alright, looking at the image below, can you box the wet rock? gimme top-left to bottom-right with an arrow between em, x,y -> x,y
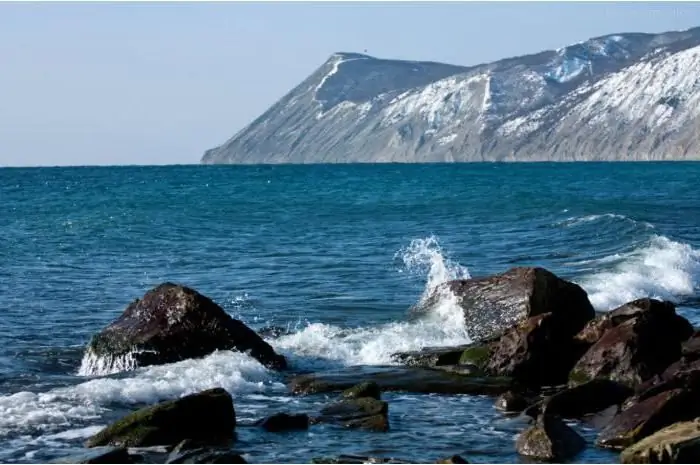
258,413 -> 309,432
435,455 -> 469,464
166,443 -> 247,464
83,283 -> 286,372
391,343 -> 485,368
597,388 -> 700,450
86,388 -> 235,448
341,381 -> 381,400
289,365 -> 512,397
515,415 -> 586,461
620,419 -> 700,463
542,379 -> 634,419
317,397 -> 389,432
681,330 -> 700,359
485,312 -> 589,388
570,299 -> 693,388
419,267 -> 595,342
494,391 -> 536,413
50,447 -> 132,464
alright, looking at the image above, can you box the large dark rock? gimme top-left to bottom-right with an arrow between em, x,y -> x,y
597,388 -> 700,450
258,413 -> 309,432
289,365 -> 512,397
83,283 -> 286,371
570,299 -> 693,388
515,414 -> 586,461
420,267 -> 595,342
542,379 -> 634,419
50,448 -> 132,464
620,420 -> 700,463
484,312 -> 590,388
86,388 -> 235,448
317,397 -> 389,432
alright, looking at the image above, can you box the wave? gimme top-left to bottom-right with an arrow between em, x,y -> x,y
579,235 -> 700,311
0,351 -> 284,438
556,213 -> 654,229
272,236 -> 472,370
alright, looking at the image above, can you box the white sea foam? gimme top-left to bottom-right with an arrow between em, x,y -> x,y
557,213 -> 654,229
579,235 -> 700,310
0,351 -> 283,437
273,236 -> 472,368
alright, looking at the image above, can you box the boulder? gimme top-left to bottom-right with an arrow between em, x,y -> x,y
515,414 -> 585,461
83,283 -> 286,372
570,299 -> 693,388
341,381 -> 381,400
542,379 -> 633,419
258,413 -> 309,432
50,447 -> 132,464
620,420 -> 700,463
86,388 -> 235,448
597,388 -> 700,449
484,312 -> 589,388
289,365 -> 512,397
419,267 -> 595,342
317,397 -> 389,432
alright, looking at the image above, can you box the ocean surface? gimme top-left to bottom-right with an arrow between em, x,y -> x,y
1,163 -> 699,463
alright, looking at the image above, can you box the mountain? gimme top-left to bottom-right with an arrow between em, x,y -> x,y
202,27 -> 700,164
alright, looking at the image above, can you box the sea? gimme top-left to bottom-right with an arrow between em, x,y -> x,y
1,163 -> 699,464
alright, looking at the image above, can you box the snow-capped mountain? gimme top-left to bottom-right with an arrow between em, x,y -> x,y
202,26 -> 700,164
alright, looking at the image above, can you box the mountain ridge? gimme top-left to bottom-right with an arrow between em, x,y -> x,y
202,26 -> 700,164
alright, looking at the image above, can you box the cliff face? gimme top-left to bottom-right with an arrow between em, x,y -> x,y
202,27 -> 700,164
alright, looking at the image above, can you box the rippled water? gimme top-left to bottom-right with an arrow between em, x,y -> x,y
1,163 -> 699,463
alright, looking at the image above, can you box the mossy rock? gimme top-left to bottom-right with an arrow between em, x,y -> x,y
86,388 -> 235,448
568,369 -> 592,386
341,381 -> 381,400
459,345 -> 491,368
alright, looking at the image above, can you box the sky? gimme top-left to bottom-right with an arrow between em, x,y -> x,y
2,2 -> 700,167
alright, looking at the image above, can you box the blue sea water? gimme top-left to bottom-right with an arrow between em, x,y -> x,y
1,163 -> 699,463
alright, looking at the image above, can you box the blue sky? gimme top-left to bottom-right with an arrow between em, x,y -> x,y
2,1 -> 700,166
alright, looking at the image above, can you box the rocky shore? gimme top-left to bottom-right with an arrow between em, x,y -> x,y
56,267 -> 700,463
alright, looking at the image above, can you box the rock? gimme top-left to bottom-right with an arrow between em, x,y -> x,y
258,413 -> 309,432
342,381 -> 381,400
289,365 -> 512,397
391,343 -> 485,368
435,455 -> 469,464
682,330 -> 700,359
494,391 -> 536,413
515,415 -> 586,461
620,419 -> 700,463
166,447 -> 247,464
50,447 -> 132,464
484,312 -> 589,388
542,379 -> 634,419
597,387 -> 700,449
570,299 -> 693,388
83,283 -> 286,372
317,397 -> 389,432
86,388 -> 235,448
420,267 -> 595,342
257,325 -> 291,339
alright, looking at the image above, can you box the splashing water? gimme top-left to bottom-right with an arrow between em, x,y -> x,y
273,236 -> 473,370
580,235 -> 700,311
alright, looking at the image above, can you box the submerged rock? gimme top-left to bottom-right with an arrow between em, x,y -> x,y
420,267 -> 595,342
258,413 -> 309,432
289,365 -> 512,397
311,455 -> 412,464
317,397 -> 389,432
166,440 -> 247,464
50,447 -> 132,464
570,298 -> 693,388
494,390 -> 537,413
86,388 -> 235,448
620,419 -> 700,463
341,381 -> 381,400
515,415 -> 586,461
541,379 -> 634,419
597,387 -> 700,450
435,455 -> 469,464
82,283 -> 286,372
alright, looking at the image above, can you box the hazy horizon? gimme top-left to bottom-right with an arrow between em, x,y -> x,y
2,2 -> 700,167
